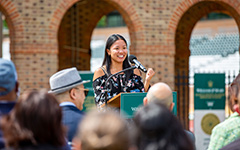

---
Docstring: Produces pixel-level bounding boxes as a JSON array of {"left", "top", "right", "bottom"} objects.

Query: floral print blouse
[{"left": 93, "top": 73, "right": 145, "bottom": 107}]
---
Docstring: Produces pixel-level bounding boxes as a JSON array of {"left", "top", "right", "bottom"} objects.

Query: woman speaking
[{"left": 93, "top": 34, "right": 155, "bottom": 108}]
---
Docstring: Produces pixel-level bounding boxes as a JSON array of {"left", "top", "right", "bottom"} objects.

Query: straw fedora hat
[{"left": 49, "top": 67, "right": 90, "bottom": 94}]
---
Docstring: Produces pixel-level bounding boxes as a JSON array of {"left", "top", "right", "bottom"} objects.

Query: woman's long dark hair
[{"left": 102, "top": 34, "right": 133, "bottom": 80}]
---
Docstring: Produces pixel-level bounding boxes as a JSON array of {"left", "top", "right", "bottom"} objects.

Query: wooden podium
[
  {"left": 101, "top": 92, "right": 177, "bottom": 118},
  {"left": 100, "top": 93, "right": 121, "bottom": 108}
]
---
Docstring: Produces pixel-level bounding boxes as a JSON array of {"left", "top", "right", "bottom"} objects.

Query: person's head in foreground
[
  {"left": 73, "top": 110, "right": 129, "bottom": 150},
  {"left": 0, "top": 90, "right": 66, "bottom": 149},
  {"left": 143, "top": 82, "right": 174, "bottom": 110},
  {"left": 133, "top": 102, "right": 194, "bottom": 150},
  {"left": 228, "top": 73, "right": 240, "bottom": 113},
  {"left": 0, "top": 58, "right": 19, "bottom": 101}
]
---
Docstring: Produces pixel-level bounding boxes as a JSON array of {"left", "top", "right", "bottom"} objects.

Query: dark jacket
[
  {"left": 2, "top": 144, "right": 67, "bottom": 150},
  {"left": 61, "top": 105, "right": 85, "bottom": 142}
]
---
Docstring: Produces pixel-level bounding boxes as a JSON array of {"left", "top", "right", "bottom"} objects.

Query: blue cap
[{"left": 0, "top": 58, "right": 17, "bottom": 96}]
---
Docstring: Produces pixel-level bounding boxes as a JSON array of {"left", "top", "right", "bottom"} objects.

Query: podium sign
[{"left": 120, "top": 93, "right": 146, "bottom": 118}]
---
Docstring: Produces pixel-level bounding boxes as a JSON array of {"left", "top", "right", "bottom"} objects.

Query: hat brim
[{"left": 48, "top": 80, "right": 90, "bottom": 94}]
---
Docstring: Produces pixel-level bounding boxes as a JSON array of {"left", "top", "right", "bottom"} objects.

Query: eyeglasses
[{"left": 72, "top": 88, "right": 89, "bottom": 97}]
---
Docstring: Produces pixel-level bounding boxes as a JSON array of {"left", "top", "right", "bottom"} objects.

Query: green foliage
[
  {"left": 3, "top": 20, "right": 8, "bottom": 29},
  {"left": 96, "top": 16, "right": 106, "bottom": 28},
  {"left": 96, "top": 11, "right": 126, "bottom": 28},
  {"left": 201, "top": 12, "right": 231, "bottom": 21}
]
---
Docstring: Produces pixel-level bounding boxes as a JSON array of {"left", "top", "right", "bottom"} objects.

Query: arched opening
[
  {"left": 0, "top": 13, "right": 10, "bottom": 59},
  {"left": 57, "top": 0, "right": 133, "bottom": 71},
  {"left": 0, "top": 1, "right": 15, "bottom": 61},
  {"left": 189, "top": 12, "right": 239, "bottom": 131},
  {"left": 174, "top": 1, "right": 240, "bottom": 130},
  {"left": 0, "top": 2, "right": 17, "bottom": 62}
]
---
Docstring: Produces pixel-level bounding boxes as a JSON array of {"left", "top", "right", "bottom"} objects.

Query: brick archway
[
  {"left": 50, "top": 0, "right": 143, "bottom": 70},
  {"left": 0, "top": 0, "right": 21, "bottom": 61},
  {"left": 169, "top": 0, "right": 240, "bottom": 129}
]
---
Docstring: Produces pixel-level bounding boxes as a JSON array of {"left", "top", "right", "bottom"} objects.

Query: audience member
[
  {"left": 143, "top": 82, "right": 174, "bottom": 108},
  {"left": 208, "top": 74, "right": 240, "bottom": 150},
  {"left": 0, "top": 58, "right": 19, "bottom": 148},
  {"left": 0, "top": 90, "right": 66, "bottom": 150},
  {"left": 133, "top": 102, "right": 194, "bottom": 150},
  {"left": 73, "top": 110, "right": 129, "bottom": 150},
  {"left": 227, "top": 73, "right": 240, "bottom": 113},
  {"left": 143, "top": 82, "right": 196, "bottom": 148},
  {"left": 49, "top": 67, "right": 90, "bottom": 142}
]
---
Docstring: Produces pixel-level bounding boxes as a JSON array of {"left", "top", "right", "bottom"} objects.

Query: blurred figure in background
[
  {"left": 0, "top": 58, "right": 19, "bottom": 148},
  {"left": 73, "top": 110, "right": 129, "bottom": 150},
  {"left": 208, "top": 74, "right": 240, "bottom": 150},
  {"left": 0, "top": 90, "right": 67, "bottom": 150},
  {"left": 133, "top": 102, "right": 194, "bottom": 150}
]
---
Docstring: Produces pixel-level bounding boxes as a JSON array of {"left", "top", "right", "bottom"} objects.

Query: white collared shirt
[{"left": 59, "top": 101, "right": 76, "bottom": 107}]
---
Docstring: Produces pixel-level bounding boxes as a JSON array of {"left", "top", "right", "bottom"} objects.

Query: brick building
[{"left": 1, "top": 0, "right": 240, "bottom": 128}]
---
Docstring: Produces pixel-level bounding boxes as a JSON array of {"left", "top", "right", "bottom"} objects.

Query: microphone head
[{"left": 128, "top": 55, "right": 137, "bottom": 64}]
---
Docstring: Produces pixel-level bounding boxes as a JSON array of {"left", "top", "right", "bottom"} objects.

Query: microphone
[{"left": 129, "top": 55, "right": 147, "bottom": 73}]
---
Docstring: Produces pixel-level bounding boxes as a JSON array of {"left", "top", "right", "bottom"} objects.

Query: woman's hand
[
  {"left": 145, "top": 68, "right": 155, "bottom": 82},
  {"left": 144, "top": 68, "right": 155, "bottom": 92}
]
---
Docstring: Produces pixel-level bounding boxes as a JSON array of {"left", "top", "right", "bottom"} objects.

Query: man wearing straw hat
[{"left": 49, "top": 67, "right": 90, "bottom": 142}]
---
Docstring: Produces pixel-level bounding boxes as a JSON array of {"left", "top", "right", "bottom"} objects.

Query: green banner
[
  {"left": 194, "top": 73, "right": 225, "bottom": 110},
  {"left": 82, "top": 89, "right": 95, "bottom": 112},
  {"left": 79, "top": 71, "right": 95, "bottom": 112},
  {"left": 78, "top": 71, "right": 94, "bottom": 88},
  {"left": 172, "top": 91, "right": 177, "bottom": 115}
]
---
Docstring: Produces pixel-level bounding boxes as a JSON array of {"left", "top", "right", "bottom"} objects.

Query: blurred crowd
[{"left": 0, "top": 58, "right": 239, "bottom": 150}]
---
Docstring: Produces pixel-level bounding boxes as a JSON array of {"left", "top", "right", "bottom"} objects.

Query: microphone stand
[{"left": 104, "top": 65, "right": 137, "bottom": 107}]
